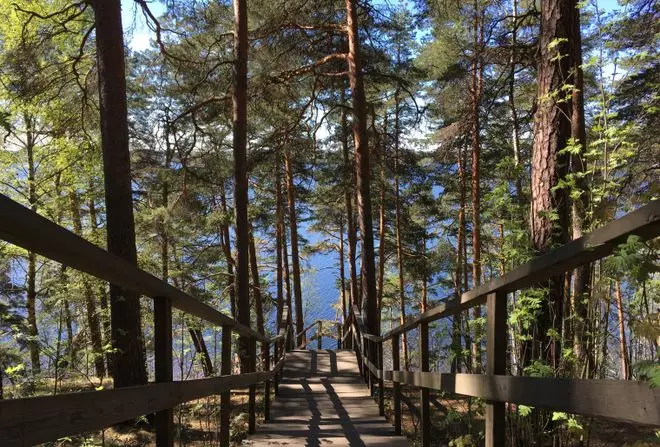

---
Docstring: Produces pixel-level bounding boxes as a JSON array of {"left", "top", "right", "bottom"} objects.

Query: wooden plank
[
  {"left": 463, "top": 200, "right": 660, "bottom": 300},
  {"left": 485, "top": 292, "right": 506, "bottom": 447},
  {"left": 0, "top": 194, "right": 266, "bottom": 342},
  {"left": 220, "top": 327, "right": 232, "bottom": 447},
  {"left": 379, "top": 371, "right": 660, "bottom": 426},
  {"left": 154, "top": 296, "right": 174, "bottom": 447},
  {"left": 0, "top": 370, "right": 275, "bottom": 446},
  {"left": 379, "top": 201, "right": 660, "bottom": 342},
  {"left": 419, "top": 321, "right": 430, "bottom": 447},
  {"left": 392, "top": 334, "right": 402, "bottom": 435}
]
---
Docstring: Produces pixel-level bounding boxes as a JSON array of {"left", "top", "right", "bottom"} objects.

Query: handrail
[
  {"left": 296, "top": 319, "right": 321, "bottom": 339},
  {"left": 0, "top": 370, "right": 276, "bottom": 445},
  {"left": 0, "top": 193, "right": 294, "bottom": 447},
  {"left": 376, "top": 200, "right": 660, "bottom": 342},
  {"left": 340, "top": 202, "right": 660, "bottom": 446},
  {"left": 0, "top": 194, "right": 266, "bottom": 341}
]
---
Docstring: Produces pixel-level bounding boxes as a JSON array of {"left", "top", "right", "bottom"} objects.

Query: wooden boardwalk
[{"left": 244, "top": 349, "right": 409, "bottom": 446}]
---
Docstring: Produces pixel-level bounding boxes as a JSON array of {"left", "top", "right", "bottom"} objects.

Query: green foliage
[
  {"left": 524, "top": 360, "right": 554, "bottom": 378},
  {"left": 633, "top": 361, "right": 660, "bottom": 388}
]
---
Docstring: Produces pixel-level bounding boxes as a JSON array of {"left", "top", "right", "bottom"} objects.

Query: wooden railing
[
  {"left": 0, "top": 193, "right": 291, "bottom": 447},
  {"left": 340, "top": 200, "right": 660, "bottom": 446},
  {"left": 295, "top": 319, "right": 343, "bottom": 350}
]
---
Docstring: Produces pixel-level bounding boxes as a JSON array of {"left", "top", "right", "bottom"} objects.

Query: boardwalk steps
[{"left": 244, "top": 349, "right": 409, "bottom": 446}]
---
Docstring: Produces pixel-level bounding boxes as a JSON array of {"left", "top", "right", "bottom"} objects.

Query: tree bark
[
  {"left": 25, "top": 114, "right": 40, "bottom": 375},
  {"left": 341, "top": 97, "right": 359, "bottom": 313},
  {"left": 231, "top": 0, "right": 251, "bottom": 373},
  {"left": 275, "top": 155, "right": 285, "bottom": 337},
  {"left": 569, "top": 0, "right": 593, "bottom": 378},
  {"left": 92, "top": 0, "right": 147, "bottom": 387},
  {"left": 393, "top": 92, "right": 409, "bottom": 370},
  {"left": 614, "top": 281, "right": 630, "bottom": 380},
  {"left": 339, "top": 216, "right": 348, "bottom": 322},
  {"left": 470, "top": 0, "right": 485, "bottom": 373},
  {"left": 219, "top": 187, "right": 237, "bottom": 319},
  {"left": 249, "top": 223, "right": 265, "bottom": 335},
  {"left": 376, "top": 115, "right": 387, "bottom": 317},
  {"left": 509, "top": 0, "right": 523, "bottom": 201},
  {"left": 529, "top": 0, "right": 573, "bottom": 369},
  {"left": 285, "top": 149, "right": 305, "bottom": 346}
]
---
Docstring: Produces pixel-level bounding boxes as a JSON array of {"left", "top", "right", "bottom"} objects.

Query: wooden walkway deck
[{"left": 244, "top": 349, "right": 409, "bottom": 446}]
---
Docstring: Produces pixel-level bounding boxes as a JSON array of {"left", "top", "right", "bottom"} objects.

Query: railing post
[
  {"left": 419, "top": 321, "right": 430, "bottom": 447},
  {"left": 220, "top": 326, "right": 231, "bottom": 447},
  {"left": 264, "top": 341, "right": 271, "bottom": 422},
  {"left": 337, "top": 323, "right": 342, "bottom": 350},
  {"left": 318, "top": 320, "right": 322, "bottom": 350},
  {"left": 248, "top": 336, "right": 257, "bottom": 434},
  {"left": 486, "top": 292, "right": 506, "bottom": 447},
  {"left": 392, "top": 333, "right": 401, "bottom": 435},
  {"left": 378, "top": 340, "right": 384, "bottom": 416},
  {"left": 274, "top": 336, "right": 280, "bottom": 397},
  {"left": 154, "top": 296, "right": 173, "bottom": 447}
]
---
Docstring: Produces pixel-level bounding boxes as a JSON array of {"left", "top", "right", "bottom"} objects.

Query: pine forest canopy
[{"left": 0, "top": 0, "right": 658, "bottom": 445}]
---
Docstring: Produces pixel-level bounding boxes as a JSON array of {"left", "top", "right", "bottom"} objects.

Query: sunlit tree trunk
[
  {"left": 285, "top": 149, "right": 305, "bottom": 346},
  {"left": 249, "top": 223, "right": 265, "bottom": 335},
  {"left": 339, "top": 216, "right": 348, "bottom": 322},
  {"left": 569, "top": 0, "right": 593, "bottom": 378},
  {"left": 92, "top": 0, "right": 147, "bottom": 387},
  {"left": 470, "top": 0, "right": 484, "bottom": 374},
  {"left": 528, "top": 0, "right": 573, "bottom": 369},
  {"left": 219, "top": 186, "right": 236, "bottom": 319},
  {"left": 231, "top": 0, "right": 251, "bottom": 373},
  {"left": 341, "top": 94, "right": 359, "bottom": 313},
  {"left": 614, "top": 281, "right": 630, "bottom": 380},
  {"left": 25, "top": 114, "right": 40, "bottom": 375},
  {"left": 376, "top": 114, "right": 387, "bottom": 319},
  {"left": 393, "top": 92, "right": 409, "bottom": 369}
]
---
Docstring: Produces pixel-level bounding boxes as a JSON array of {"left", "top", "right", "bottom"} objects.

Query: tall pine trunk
[
  {"left": 393, "top": 92, "right": 409, "bottom": 369},
  {"left": 470, "top": 0, "right": 484, "bottom": 373},
  {"left": 232, "top": 0, "right": 251, "bottom": 374},
  {"left": 25, "top": 115, "right": 40, "bottom": 375},
  {"left": 285, "top": 149, "right": 305, "bottom": 346},
  {"left": 93, "top": 0, "right": 147, "bottom": 387},
  {"left": 219, "top": 187, "right": 237, "bottom": 319},
  {"left": 529, "top": 0, "right": 573, "bottom": 369},
  {"left": 275, "top": 154, "right": 285, "bottom": 339},
  {"left": 249, "top": 223, "right": 265, "bottom": 335},
  {"left": 614, "top": 281, "right": 630, "bottom": 380},
  {"left": 569, "top": 0, "right": 593, "bottom": 378},
  {"left": 340, "top": 216, "right": 348, "bottom": 322},
  {"left": 341, "top": 96, "right": 359, "bottom": 313},
  {"left": 346, "top": 0, "right": 379, "bottom": 352},
  {"left": 376, "top": 116, "right": 386, "bottom": 317}
]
